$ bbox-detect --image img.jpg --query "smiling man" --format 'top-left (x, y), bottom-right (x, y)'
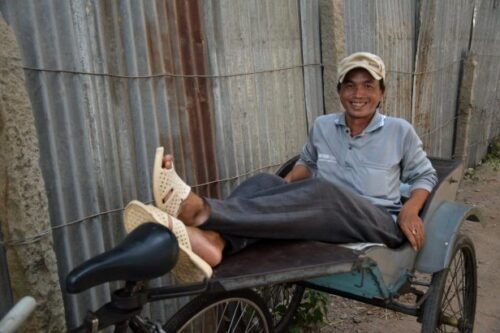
top-left (285, 52), bottom-right (436, 252)
top-left (123, 52), bottom-right (438, 281)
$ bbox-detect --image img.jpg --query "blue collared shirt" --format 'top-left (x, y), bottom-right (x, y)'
top-left (297, 111), bottom-right (438, 214)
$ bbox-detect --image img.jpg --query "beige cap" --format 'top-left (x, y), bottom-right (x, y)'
top-left (337, 52), bottom-right (386, 83)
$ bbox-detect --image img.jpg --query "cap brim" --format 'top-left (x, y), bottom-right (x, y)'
top-left (338, 64), bottom-right (383, 83)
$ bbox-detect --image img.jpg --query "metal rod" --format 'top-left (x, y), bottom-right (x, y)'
top-left (304, 282), bottom-right (420, 317)
top-left (0, 296), bottom-right (37, 333)
top-left (147, 280), bottom-right (209, 302)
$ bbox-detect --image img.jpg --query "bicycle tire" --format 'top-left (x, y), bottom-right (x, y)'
top-left (256, 283), bottom-right (304, 332)
top-left (420, 233), bottom-right (477, 332)
top-left (162, 289), bottom-right (272, 332)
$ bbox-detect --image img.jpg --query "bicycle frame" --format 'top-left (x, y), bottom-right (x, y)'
top-left (71, 280), bottom-right (209, 332)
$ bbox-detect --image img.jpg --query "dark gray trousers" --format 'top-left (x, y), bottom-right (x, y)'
top-left (202, 173), bottom-right (404, 255)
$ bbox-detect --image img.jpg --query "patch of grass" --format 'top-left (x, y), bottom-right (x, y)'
top-left (289, 290), bottom-right (329, 332)
top-left (488, 158), bottom-right (500, 171)
top-left (485, 137), bottom-right (500, 171)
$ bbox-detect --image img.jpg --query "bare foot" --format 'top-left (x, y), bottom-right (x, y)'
top-left (186, 226), bottom-right (225, 267)
top-left (162, 154), bottom-right (210, 227)
top-left (160, 155), bottom-right (224, 266)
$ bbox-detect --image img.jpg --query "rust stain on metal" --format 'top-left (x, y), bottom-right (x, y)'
top-left (174, 0), bottom-right (219, 198)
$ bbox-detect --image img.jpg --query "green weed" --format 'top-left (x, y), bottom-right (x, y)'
top-left (289, 289), bottom-right (329, 332)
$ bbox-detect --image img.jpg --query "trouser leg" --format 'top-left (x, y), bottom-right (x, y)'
top-left (226, 173), bottom-right (287, 199)
top-left (202, 174), bottom-right (403, 254)
top-left (213, 173), bottom-right (287, 254)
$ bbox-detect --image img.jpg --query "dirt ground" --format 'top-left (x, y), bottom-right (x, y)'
top-left (320, 159), bottom-right (500, 332)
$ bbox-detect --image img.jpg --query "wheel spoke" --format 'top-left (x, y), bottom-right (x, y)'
top-left (215, 302), bottom-right (231, 331)
top-left (165, 290), bottom-right (271, 333)
top-left (234, 302), bottom-right (254, 332)
top-left (439, 250), bottom-right (468, 330)
top-left (227, 302), bottom-right (242, 330)
top-left (228, 300), bottom-right (265, 333)
top-left (422, 235), bottom-right (476, 333)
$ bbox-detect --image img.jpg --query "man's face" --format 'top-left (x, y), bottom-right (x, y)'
top-left (338, 68), bottom-right (384, 122)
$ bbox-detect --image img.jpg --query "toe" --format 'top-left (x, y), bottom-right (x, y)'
top-left (163, 154), bottom-right (173, 169)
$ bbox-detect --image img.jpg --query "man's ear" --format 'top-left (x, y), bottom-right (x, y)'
top-left (377, 96), bottom-right (384, 109)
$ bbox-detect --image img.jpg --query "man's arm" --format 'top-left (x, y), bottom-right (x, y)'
top-left (283, 164), bottom-right (312, 183)
top-left (397, 188), bottom-right (430, 251)
top-left (398, 122), bottom-right (437, 251)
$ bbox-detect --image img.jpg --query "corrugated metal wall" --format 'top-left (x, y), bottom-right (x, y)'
top-left (1, 0), bottom-right (498, 328)
top-left (201, 0), bottom-right (314, 196)
top-left (0, 0), bottom-right (319, 328)
top-left (412, 0), bottom-right (475, 158)
top-left (299, 1), bottom-right (324, 130)
top-left (467, 0), bottom-right (500, 166)
top-left (0, 0), bottom-right (215, 326)
top-left (344, 0), bottom-right (416, 121)
top-left (343, 0), bottom-right (499, 162)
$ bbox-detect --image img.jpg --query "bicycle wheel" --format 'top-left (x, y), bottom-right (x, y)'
top-left (163, 289), bottom-right (272, 333)
top-left (420, 233), bottom-right (477, 333)
top-left (257, 283), bottom-right (304, 332)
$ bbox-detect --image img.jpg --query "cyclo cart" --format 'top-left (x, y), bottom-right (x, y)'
top-left (66, 156), bottom-right (483, 332)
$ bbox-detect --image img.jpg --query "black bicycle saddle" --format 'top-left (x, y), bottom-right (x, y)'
top-left (66, 223), bottom-right (179, 293)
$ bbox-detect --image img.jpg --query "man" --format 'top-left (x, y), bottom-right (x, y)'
top-left (124, 52), bottom-right (438, 283)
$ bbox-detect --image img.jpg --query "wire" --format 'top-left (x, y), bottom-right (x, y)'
top-left (22, 63), bottom-right (323, 79)
top-left (0, 205), bottom-right (147, 247)
top-left (191, 162), bottom-right (281, 188)
top-left (23, 53), bottom-right (500, 79)
top-left (387, 53), bottom-right (500, 76)
top-left (0, 162), bottom-right (283, 247)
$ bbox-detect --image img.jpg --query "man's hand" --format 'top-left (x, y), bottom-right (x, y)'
top-left (397, 189), bottom-right (430, 251)
top-left (283, 164), bottom-right (312, 183)
top-left (398, 206), bottom-right (425, 251)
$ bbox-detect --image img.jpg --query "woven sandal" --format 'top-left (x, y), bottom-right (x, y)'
top-left (123, 200), bottom-right (212, 283)
top-left (153, 147), bottom-right (191, 217)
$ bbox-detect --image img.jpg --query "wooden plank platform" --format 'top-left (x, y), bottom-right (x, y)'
top-left (210, 240), bottom-right (365, 291)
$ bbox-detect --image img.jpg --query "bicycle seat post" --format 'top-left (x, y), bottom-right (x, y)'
top-left (70, 282), bottom-right (149, 333)
top-left (87, 314), bottom-right (99, 333)
top-left (71, 312), bottom-right (98, 333)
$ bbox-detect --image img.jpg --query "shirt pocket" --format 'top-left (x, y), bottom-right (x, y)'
top-left (317, 154), bottom-right (344, 181)
top-left (357, 162), bottom-right (391, 198)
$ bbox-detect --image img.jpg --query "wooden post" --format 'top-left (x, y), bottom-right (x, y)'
top-left (453, 52), bottom-right (477, 167)
top-left (319, 0), bottom-right (346, 115)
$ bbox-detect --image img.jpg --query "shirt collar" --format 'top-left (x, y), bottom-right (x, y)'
top-left (334, 109), bottom-right (386, 134)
